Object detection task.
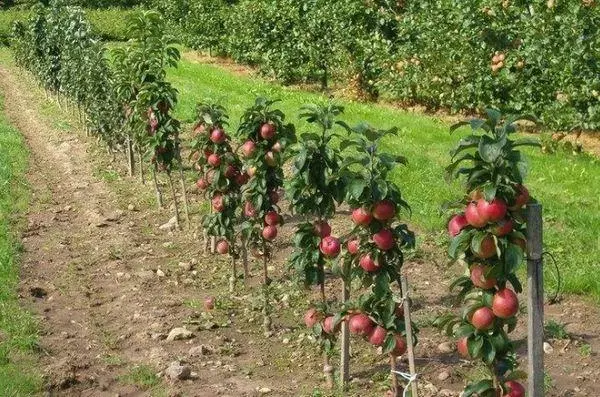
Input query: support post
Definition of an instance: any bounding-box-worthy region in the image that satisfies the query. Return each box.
[401,275,418,397]
[527,203,544,397]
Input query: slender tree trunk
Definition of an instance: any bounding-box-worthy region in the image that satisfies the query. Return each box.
[390,355,400,397]
[203,227,209,255]
[178,165,191,227]
[262,240,271,334]
[323,354,334,389]
[229,254,237,293]
[151,167,163,209]
[167,172,180,230]
[241,236,250,281]
[340,278,351,388]
[127,137,134,177]
[138,147,145,185]
[211,235,216,254]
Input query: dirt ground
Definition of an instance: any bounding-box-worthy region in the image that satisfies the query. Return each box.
[1,61,599,397]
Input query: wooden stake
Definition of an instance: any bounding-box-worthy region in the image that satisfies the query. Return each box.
[262,241,271,333]
[229,254,237,293]
[138,147,145,185]
[401,275,418,397]
[527,203,544,397]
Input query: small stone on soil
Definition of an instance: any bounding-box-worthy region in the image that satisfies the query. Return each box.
[437,342,454,353]
[166,327,194,342]
[544,341,554,354]
[189,345,213,356]
[165,361,191,381]
[437,370,450,381]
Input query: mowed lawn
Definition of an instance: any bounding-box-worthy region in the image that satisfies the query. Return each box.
[168,54,600,301]
[0,92,40,394]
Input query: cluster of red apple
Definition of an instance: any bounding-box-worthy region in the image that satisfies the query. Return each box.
[447,185,530,397]
[347,200,397,272]
[304,308,407,356]
[315,220,341,258]
[240,122,283,242]
[193,122,248,254]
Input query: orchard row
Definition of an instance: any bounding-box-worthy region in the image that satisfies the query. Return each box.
[10,3,537,396]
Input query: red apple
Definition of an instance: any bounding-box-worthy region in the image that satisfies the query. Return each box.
[241,140,256,158]
[196,177,208,190]
[347,239,360,255]
[322,316,339,334]
[269,190,280,204]
[372,200,396,221]
[470,307,495,330]
[235,172,249,186]
[373,229,395,251]
[224,164,238,178]
[504,381,525,397]
[204,149,213,159]
[212,194,224,212]
[264,211,280,226]
[470,264,497,289]
[262,225,277,241]
[465,202,487,228]
[320,236,341,258]
[204,296,215,310]
[304,308,321,328]
[264,151,276,167]
[448,213,469,237]
[475,234,497,259]
[509,185,529,210]
[244,201,256,218]
[492,288,519,319]
[491,218,514,237]
[352,208,373,226]
[207,153,221,167]
[216,240,229,255]
[193,123,206,136]
[457,337,470,358]
[260,123,276,139]
[210,128,226,144]
[391,334,407,356]
[476,198,507,223]
[272,141,283,152]
[367,326,387,346]
[348,313,374,336]
[359,254,380,272]
[314,221,331,238]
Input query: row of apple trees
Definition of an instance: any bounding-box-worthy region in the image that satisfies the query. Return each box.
[11,1,187,223]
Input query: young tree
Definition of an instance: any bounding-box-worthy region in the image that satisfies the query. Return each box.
[235,97,296,333]
[437,109,538,397]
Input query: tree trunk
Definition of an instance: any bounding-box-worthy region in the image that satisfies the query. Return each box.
[138,147,145,185]
[262,241,271,334]
[127,137,134,177]
[229,254,237,293]
[390,355,400,397]
[241,236,250,281]
[167,172,180,230]
[151,167,163,209]
[340,279,351,388]
[323,354,334,389]
[178,165,191,227]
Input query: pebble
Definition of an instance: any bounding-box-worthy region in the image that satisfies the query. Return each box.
[127,203,136,211]
[166,327,194,342]
[179,262,192,271]
[165,361,191,381]
[257,387,272,395]
[438,342,454,353]
[156,269,166,277]
[437,370,450,381]
[189,345,213,356]
[544,341,554,354]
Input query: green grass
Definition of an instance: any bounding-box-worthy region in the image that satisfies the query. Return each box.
[0,92,41,394]
[168,56,600,301]
[119,364,160,389]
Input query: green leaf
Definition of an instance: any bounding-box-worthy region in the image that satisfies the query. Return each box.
[468,336,484,358]
[348,179,367,200]
[478,135,504,163]
[463,380,495,397]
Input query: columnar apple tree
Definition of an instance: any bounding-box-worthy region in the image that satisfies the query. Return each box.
[338,124,416,397]
[287,103,348,388]
[437,109,538,397]
[235,97,296,333]
[192,102,247,291]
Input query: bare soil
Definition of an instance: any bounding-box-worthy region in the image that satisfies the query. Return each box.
[1,62,599,397]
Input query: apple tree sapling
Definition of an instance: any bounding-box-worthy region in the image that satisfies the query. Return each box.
[436,109,539,397]
[337,123,417,397]
[235,97,296,333]
[287,103,349,388]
